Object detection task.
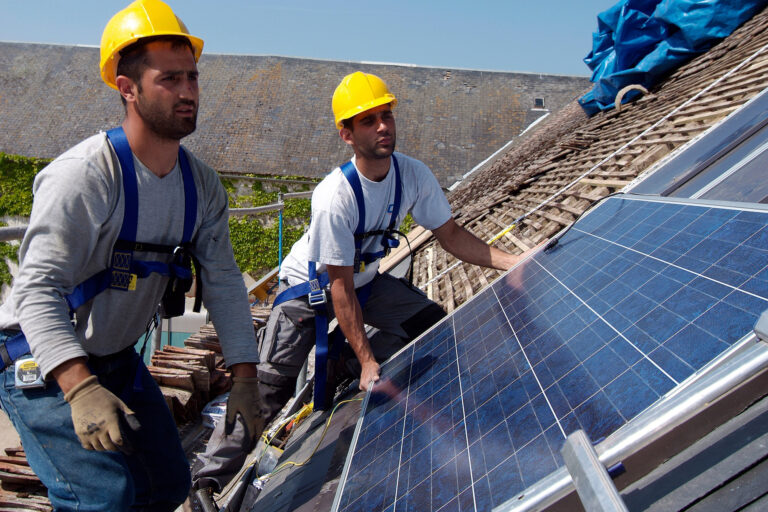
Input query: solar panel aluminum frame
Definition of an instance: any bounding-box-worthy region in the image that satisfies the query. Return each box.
[494,331,768,512]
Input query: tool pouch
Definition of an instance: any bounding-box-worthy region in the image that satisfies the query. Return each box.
[162,246,194,318]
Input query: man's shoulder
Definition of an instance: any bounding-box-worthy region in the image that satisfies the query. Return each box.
[392,152,437,188]
[41,133,114,180]
[393,152,430,175]
[314,167,348,197]
[180,146,217,178]
[55,132,110,163]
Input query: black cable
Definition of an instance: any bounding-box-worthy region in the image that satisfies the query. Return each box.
[544,191,627,252]
[392,230,415,286]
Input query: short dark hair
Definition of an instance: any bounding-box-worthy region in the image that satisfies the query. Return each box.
[115,35,194,104]
[341,118,354,131]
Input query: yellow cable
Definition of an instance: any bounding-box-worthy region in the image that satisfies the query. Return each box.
[258,397,363,480]
[254,406,307,468]
[487,222,516,244]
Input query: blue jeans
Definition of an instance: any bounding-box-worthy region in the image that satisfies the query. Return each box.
[0,330,190,511]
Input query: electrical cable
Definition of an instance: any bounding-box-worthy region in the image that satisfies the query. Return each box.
[543,191,626,252]
[257,397,363,482]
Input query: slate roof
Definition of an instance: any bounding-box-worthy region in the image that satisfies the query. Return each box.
[0,43,589,187]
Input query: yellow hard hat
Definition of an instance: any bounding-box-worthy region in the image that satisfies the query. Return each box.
[332,72,397,129]
[100,0,204,90]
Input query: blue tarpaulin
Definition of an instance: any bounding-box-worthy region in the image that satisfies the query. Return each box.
[579,0,768,116]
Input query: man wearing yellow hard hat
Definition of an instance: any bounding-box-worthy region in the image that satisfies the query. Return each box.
[267,70,535,406]
[193,71,536,492]
[0,1,264,509]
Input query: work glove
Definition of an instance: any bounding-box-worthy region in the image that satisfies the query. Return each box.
[64,375,141,453]
[225,376,267,446]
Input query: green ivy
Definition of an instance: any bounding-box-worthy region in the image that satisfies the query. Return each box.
[399,213,414,234]
[0,154,47,287]
[0,240,18,287]
[0,153,49,217]
[228,212,307,276]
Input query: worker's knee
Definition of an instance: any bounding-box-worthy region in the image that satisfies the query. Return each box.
[256,370,299,425]
[259,301,316,369]
[401,303,447,340]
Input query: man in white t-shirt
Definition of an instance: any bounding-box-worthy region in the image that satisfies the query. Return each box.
[193,71,536,492]
[259,71,536,419]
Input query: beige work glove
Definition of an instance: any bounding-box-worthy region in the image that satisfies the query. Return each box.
[64,375,141,453]
[225,376,267,445]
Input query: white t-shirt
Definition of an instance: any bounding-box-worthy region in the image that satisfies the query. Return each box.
[280,152,452,289]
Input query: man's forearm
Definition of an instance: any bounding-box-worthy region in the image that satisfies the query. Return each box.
[50,358,93,394]
[329,278,374,365]
[326,265,380,390]
[434,219,519,270]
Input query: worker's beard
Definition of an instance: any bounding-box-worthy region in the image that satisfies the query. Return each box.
[356,132,396,161]
[135,94,197,141]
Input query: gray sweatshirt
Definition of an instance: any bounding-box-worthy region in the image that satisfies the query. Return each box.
[0,132,258,376]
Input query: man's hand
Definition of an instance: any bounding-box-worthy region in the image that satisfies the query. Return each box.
[359,360,381,392]
[225,376,267,445]
[64,375,140,452]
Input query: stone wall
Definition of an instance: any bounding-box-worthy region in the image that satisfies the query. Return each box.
[0,42,590,187]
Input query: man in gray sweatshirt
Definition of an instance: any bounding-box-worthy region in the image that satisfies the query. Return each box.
[0,1,265,510]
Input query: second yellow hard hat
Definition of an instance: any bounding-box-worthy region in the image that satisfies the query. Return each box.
[332,72,397,129]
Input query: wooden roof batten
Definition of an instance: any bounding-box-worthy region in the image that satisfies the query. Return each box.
[400,8,768,313]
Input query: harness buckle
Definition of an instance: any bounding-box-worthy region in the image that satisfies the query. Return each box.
[384,234,400,249]
[307,279,327,308]
[109,249,137,290]
[110,270,137,290]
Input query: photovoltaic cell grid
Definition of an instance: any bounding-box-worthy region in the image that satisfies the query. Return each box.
[334,196,768,512]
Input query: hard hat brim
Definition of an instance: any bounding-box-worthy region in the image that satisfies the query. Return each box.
[336,95,397,129]
[101,33,204,90]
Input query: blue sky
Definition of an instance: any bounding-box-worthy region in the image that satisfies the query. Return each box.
[0,0,616,76]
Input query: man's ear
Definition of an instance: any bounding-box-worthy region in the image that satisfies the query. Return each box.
[339,127,354,146]
[115,75,137,104]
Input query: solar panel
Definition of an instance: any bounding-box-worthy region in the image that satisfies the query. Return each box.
[333,195,768,512]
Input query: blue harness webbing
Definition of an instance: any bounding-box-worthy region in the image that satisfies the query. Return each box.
[272,156,402,409]
[0,127,198,372]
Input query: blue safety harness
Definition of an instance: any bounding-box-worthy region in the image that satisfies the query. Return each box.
[273,156,402,409]
[0,127,198,373]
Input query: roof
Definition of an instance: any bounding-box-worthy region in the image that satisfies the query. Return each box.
[0,43,588,187]
[407,6,768,313]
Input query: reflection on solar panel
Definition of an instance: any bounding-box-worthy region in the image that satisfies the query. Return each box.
[333,195,768,512]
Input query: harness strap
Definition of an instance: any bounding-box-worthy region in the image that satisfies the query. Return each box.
[340,156,402,272]
[65,127,198,311]
[0,332,31,372]
[273,274,331,307]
